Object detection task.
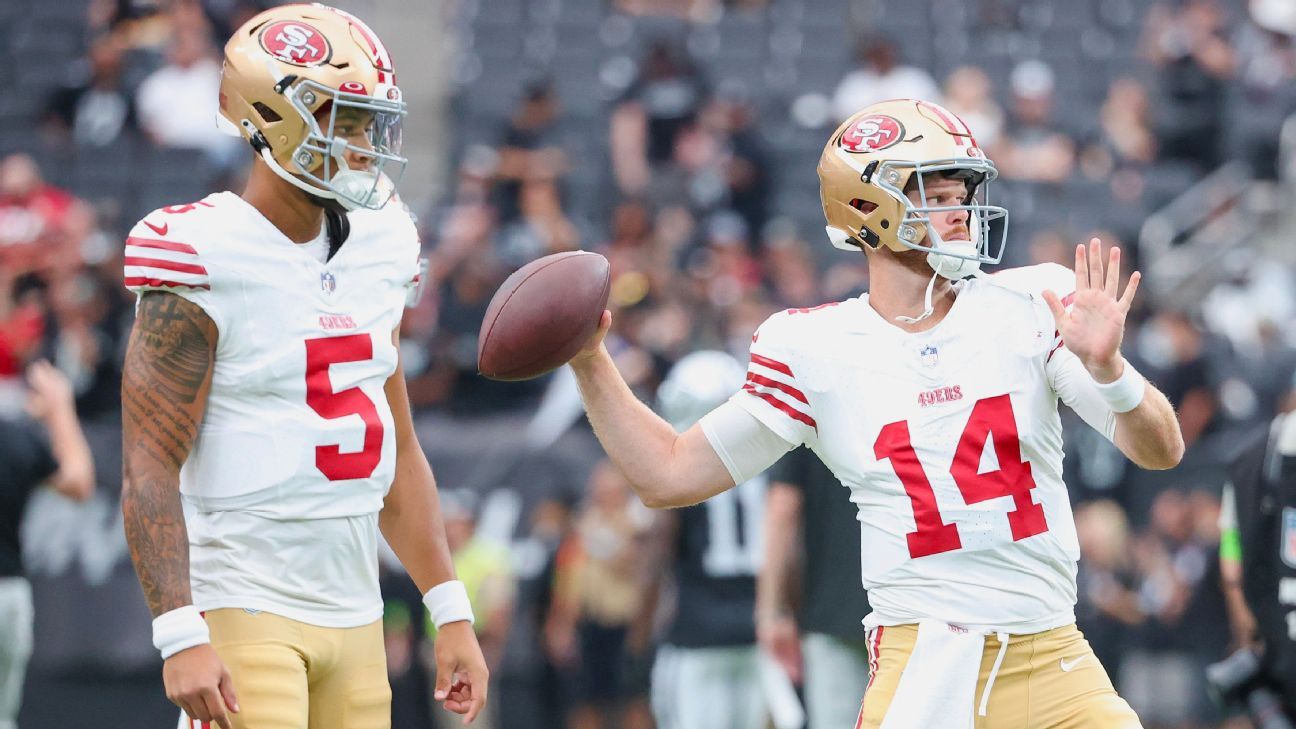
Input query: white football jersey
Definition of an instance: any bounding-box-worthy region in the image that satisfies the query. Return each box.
[730,264,1113,634]
[124,191,419,627]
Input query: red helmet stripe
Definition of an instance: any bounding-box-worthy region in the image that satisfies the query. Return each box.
[918,101,979,148]
[324,6,394,83]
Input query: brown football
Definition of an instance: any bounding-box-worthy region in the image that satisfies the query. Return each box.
[477,251,611,381]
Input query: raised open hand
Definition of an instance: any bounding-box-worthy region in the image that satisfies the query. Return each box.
[1042,239,1141,383]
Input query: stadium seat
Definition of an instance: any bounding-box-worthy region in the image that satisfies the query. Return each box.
[558,0,606,21]
[29,0,91,22]
[465,0,525,26]
[551,57,607,117]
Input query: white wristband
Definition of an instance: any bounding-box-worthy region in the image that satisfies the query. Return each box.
[1093,360,1146,413]
[152,605,210,660]
[424,580,475,628]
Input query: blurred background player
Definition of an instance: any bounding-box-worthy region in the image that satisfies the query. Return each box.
[0,361,94,729]
[759,444,872,729]
[1212,408,1296,726]
[646,351,770,729]
[566,98,1185,729]
[118,6,486,729]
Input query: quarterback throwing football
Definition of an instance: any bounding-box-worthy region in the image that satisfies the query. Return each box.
[120,6,487,729]
[570,99,1183,729]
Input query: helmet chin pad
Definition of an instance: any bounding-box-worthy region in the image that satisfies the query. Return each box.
[926,241,982,279]
[923,212,984,279]
[330,169,392,211]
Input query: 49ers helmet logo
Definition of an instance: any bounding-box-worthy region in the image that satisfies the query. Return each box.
[260,20,331,67]
[840,114,905,153]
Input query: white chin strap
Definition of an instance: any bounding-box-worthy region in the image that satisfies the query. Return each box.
[895,269,943,324]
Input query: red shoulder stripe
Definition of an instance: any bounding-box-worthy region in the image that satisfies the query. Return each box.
[126,237,198,255]
[746,372,809,404]
[124,256,207,276]
[743,384,817,430]
[750,353,794,378]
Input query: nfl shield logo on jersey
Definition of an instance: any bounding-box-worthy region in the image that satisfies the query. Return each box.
[920,345,939,368]
[1282,508,1296,568]
[320,271,336,294]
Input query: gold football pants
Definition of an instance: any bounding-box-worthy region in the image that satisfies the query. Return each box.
[190,608,391,729]
[856,623,1142,729]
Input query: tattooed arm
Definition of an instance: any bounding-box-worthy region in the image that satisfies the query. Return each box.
[121,291,217,617]
[121,291,238,728]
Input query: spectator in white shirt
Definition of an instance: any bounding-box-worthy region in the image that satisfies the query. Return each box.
[830,36,940,122]
[135,25,238,161]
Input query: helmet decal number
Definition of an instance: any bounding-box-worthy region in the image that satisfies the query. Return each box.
[840,114,905,153]
[260,20,332,67]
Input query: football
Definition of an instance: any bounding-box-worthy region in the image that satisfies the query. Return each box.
[477,251,611,381]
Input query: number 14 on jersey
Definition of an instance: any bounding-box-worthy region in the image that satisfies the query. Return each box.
[875,394,1049,559]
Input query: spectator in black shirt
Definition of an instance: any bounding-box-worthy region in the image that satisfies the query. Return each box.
[758,446,871,729]
[0,361,94,729]
[42,35,137,149]
[610,41,708,197]
[1141,0,1236,170]
[494,81,568,225]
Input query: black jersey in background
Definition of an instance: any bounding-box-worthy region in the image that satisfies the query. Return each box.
[1227,416,1296,715]
[0,416,59,577]
[770,446,871,639]
[664,474,768,648]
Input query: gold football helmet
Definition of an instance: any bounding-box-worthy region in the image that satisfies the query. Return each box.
[218,3,406,210]
[817,99,1007,277]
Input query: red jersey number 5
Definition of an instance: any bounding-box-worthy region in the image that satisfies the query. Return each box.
[875,394,1048,559]
[305,334,384,481]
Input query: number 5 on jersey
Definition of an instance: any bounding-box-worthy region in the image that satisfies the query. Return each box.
[875,394,1048,559]
[305,334,384,481]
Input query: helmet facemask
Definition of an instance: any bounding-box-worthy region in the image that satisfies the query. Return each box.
[283,79,406,211]
[882,160,1009,280]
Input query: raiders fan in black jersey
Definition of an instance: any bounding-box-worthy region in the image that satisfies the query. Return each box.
[645,352,772,729]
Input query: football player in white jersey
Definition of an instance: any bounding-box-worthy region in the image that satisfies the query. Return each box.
[120,6,487,729]
[566,99,1185,729]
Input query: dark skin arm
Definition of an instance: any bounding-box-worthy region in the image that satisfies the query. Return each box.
[121,291,216,616]
[121,291,237,728]
[380,330,488,723]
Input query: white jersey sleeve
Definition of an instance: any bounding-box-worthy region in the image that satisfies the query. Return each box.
[699,400,796,485]
[1048,348,1118,441]
[728,310,820,447]
[124,202,225,332]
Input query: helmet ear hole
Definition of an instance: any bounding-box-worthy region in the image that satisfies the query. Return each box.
[252,102,282,123]
[849,198,878,214]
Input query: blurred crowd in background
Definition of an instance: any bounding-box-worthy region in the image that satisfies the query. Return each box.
[2,0,1296,728]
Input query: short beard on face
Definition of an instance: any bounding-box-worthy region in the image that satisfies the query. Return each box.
[884,242,935,277]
